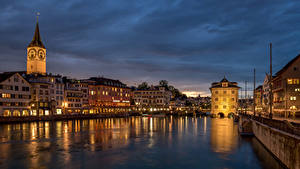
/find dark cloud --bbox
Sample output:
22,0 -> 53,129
1,0 -> 300,95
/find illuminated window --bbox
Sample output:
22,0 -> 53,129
287,78 -> 300,84
290,96 -> 296,100
222,83 -> 228,87
295,88 -> 300,92
1,93 -> 11,98
91,91 -> 95,95
290,106 -> 296,110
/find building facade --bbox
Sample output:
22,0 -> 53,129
272,54 -> 300,117
26,74 -> 65,116
133,86 -> 172,108
210,77 -> 239,117
88,77 -> 131,113
254,85 -> 263,112
0,72 -> 31,116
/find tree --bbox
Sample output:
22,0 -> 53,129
159,80 -> 169,89
137,82 -> 149,90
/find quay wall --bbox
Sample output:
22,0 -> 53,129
251,119 -> 300,169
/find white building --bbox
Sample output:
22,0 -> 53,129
133,86 -> 172,108
0,72 -> 31,116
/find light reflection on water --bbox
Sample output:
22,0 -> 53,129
0,117 -> 283,169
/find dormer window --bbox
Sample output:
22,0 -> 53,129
222,82 -> 228,87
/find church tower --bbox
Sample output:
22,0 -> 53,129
27,17 -> 46,75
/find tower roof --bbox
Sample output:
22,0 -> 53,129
28,21 -> 45,48
220,76 -> 229,82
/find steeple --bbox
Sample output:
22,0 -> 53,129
28,14 -> 45,49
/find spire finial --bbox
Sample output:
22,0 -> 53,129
36,12 -> 40,23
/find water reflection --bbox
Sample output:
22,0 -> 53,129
210,118 -> 238,153
0,117 -> 283,169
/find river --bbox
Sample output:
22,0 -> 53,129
0,117 -> 284,169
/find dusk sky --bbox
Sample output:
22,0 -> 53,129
1,0 -> 300,96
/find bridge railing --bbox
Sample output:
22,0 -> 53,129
240,113 -> 300,136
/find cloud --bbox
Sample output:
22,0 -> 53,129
1,0 -> 300,96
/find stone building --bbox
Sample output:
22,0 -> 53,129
133,86 -> 172,108
0,72 -> 31,116
26,74 -> 64,116
273,54 -> 300,117
210,77 -> 239,117
87,77 -> 131,113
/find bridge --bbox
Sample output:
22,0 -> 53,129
239,114 -> 300,169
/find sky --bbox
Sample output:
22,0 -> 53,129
1,0 -> 300,97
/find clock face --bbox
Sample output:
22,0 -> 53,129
28,49 -> 36,60
38,50 -> 45,61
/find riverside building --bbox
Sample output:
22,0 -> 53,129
87,77 -> 131,113
210,77 -> 240,117
0,72 -> 31,116
272,54 -> 300,117
133,86 -> 172,111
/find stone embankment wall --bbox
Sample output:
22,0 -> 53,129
252,120 -> 300,169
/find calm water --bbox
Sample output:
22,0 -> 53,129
0,117 -> 283,169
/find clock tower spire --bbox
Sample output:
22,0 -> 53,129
27,13 -> 46,75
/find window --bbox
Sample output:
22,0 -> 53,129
223,105 -> 227,109
231,91 -> 235,94
215,98 -> 218,101
287,78 -> 299,84
290,106 -> 296,110
215,91 -> 218,94
15,86 -> 19,91
290,96 -> 296,101
295,88 -> 300,92
2,93 -> 11,98
231,98 -> 235,101
215,105 -> 218,109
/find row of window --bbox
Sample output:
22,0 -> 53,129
135,95 -> 166,98
215,90 -> 235,94
135,99 -> 165,103
0,85 -> 30,91
67,98 -> 81,102
68,103 -> 82,107
0,93 -> 31,99
215,98 -> 235,101
135,91 -> 164,95
214,105 -> 235,109
90,90 -> 129,97
0,102 -> 29,106
287,78 -> 300,85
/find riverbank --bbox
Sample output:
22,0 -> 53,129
0,113 -> 131,124
0,111 -> 211,124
